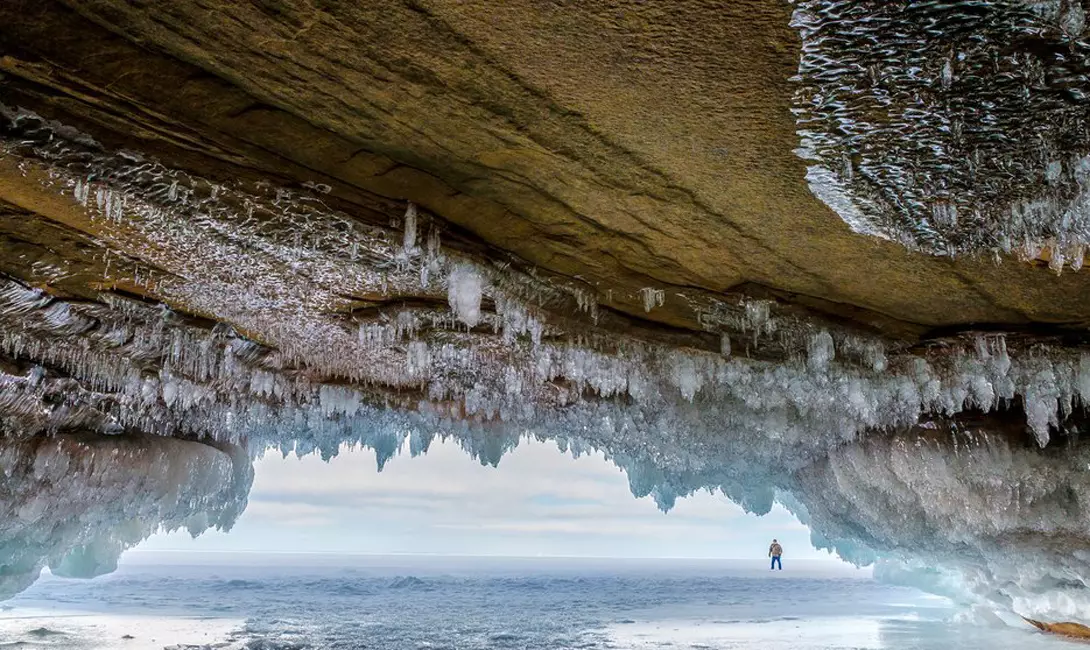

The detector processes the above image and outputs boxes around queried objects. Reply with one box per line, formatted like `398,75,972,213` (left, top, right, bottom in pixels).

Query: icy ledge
797,428,1090,626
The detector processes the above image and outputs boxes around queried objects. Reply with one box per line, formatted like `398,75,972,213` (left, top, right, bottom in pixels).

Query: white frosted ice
640,288,665,313
447,265,485,328
792,1,1090,271
0,435,250,599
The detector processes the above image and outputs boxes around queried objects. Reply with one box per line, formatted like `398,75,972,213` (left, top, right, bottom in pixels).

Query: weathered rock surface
1024,617,1090,640
3,0,1090,337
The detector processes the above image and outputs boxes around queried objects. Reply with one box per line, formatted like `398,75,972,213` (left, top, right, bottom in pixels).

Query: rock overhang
2,0,1090,632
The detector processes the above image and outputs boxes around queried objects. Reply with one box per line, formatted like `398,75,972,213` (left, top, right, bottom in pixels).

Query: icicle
447,265,485,328
402,202,418,257
807,330,835,372
639,288,665,312
406,341,431,377
743,300,774,336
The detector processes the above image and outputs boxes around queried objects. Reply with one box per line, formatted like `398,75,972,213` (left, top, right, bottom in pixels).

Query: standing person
768,539,783,570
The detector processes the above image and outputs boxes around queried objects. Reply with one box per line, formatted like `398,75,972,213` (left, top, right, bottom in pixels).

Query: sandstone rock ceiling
2,0,1089,336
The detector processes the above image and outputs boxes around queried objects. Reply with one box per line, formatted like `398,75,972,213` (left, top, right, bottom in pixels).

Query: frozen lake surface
0,555,1073,649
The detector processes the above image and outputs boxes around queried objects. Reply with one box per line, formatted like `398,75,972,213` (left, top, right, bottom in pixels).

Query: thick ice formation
2,101,1090,623
0,434,250,599
797,429,1090,623
793,0,1090,268
447,265,485,327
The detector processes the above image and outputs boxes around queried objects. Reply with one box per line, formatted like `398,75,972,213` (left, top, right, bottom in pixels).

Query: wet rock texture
2,0,1090,332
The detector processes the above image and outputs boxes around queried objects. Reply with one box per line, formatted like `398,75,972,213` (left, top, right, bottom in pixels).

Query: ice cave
3,0,1090,641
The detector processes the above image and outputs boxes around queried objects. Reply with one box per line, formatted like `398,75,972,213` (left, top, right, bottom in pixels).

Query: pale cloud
243,501,339,527
137,438,834,560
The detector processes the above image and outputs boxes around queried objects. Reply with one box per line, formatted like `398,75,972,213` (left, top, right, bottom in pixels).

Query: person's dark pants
771,556,782,570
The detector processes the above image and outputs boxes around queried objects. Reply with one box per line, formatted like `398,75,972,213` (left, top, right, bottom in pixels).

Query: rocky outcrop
1024,617,1090,640
3,0,1090,336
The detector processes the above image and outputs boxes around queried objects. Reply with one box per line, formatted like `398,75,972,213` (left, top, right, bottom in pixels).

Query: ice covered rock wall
794,428,1090,621
0,434,250,599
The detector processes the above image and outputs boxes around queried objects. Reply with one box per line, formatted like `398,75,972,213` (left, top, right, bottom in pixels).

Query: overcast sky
136,437,833,560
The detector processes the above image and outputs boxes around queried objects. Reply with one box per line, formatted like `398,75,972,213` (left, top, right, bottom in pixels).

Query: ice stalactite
447,265,485,328
806,330,835,373
639,287,665,313
4,102,1090,626
403,202,419,255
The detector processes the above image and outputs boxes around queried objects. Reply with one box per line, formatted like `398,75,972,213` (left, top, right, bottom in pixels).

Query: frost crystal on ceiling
793,0,1090,270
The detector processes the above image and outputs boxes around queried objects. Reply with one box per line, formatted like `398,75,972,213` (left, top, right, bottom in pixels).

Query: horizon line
124,549,851,562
